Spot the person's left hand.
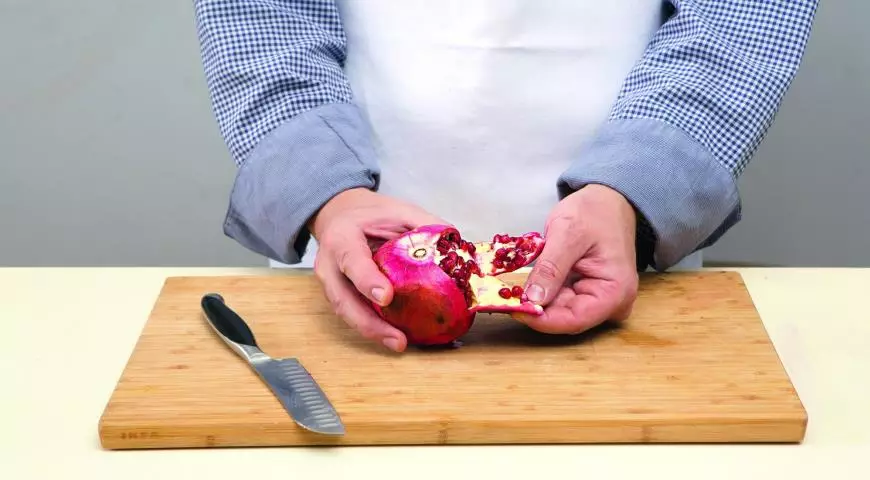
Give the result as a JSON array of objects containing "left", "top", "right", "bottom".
[{"left": 516, "top": 184, "right": 641, "bottom": 334}]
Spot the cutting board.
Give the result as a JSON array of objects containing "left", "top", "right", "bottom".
[{"left": 98, "top": 271, "right": 807, "bottom": 449}]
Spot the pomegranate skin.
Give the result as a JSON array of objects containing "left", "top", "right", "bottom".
[
  {"left": 371, "top": 225, "right": 474, "bottom": 345},
  {"left": 371, "top": 289, "right": 474, "bottom": 346},
  {"left": 370, "top": 224, "right": 546, "bottom": 347}
]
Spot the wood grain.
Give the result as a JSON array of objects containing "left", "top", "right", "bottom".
[{"left": 98, "top": 271, "right": 807, "bottom": 448}]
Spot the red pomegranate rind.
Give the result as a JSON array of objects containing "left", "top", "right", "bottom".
[
  {"left": 371, "top": 224, "right": 546, "bottom": 346},
  {"left": 371, "top": 225, "right": 475, "bottom": 345},
  {"left": 371, "top": 284, "right": 473, "bottom": 346}
]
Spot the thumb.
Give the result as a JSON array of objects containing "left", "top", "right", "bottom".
[
  {"left": 524, "top": 219, "right": 584, "bottom": 306},
  {"left": 337, "top": 232, "right": 395, "bottom": 307}
]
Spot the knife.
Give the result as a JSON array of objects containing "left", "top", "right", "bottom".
[{"left": 200, "top": 293, "right": 345, "bottom": 436}]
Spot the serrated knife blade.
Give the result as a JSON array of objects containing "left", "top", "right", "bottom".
[{"left": 200, "top": 293, "right": 345, "bottom": 436}]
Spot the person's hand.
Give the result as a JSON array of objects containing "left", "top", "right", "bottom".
[
  {"left": 517, "top": 184, "right": 640, "bottom": 334},
  {"left": 308, "top": 187, "right": 449, "bottom": 352}
]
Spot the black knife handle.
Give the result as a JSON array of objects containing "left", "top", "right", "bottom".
[{"left": 200, "top": 293, "right": 258, "bottom": 347}]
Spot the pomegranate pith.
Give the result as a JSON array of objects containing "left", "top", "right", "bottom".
[{"left": 370, "top": 224, "right": 545, "bottom": 346}]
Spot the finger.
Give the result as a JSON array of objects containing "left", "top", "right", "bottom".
[
  {"left": 362, "top": 223, "right": 425, "bottom": 252},
  {"left": 362, "top": 223, "right": 412, "bottom": 241},
  {"left": 320, "top": 258, "right": 408, "bottom": 351},
  {"left": 518, "top": 278, "right": 625, "bottom": 334},
  {"left": 550, "top": 286, "right": 577, "bottom": 307},
  {"left": 509, "top": 286, "right": 574, "bottom": 324},
  {"left": 524, "top": 217, "right": 587, "bottom": 306},
  {"left": 574, "top": 273, "right": 638, "bottom": 322},
  {"left": 335, "top": 231, "right": 395, "bottom": 307},
  {"left": 361, "top": 211, "right": 452, "bottom": 248},
  {"left": 396, "top": 206, "right": 453, "bottom": 229}
]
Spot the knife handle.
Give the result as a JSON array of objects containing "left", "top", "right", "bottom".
[{"left": 201, "top": 293, "right": 258, "bottom": 348}]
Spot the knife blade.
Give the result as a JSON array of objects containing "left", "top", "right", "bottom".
[{"left": 200, "top": 293, "right": 345, "bottom": 436}]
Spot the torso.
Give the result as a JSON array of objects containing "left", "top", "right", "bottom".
[{"left": 274, "top": 0, "right": 671, "bottom": 268}]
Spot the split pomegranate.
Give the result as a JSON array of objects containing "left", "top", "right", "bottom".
[{"left": 370, "top": 224, "right": 546, "bottom": 346}]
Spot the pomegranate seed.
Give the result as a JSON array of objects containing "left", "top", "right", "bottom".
[
  {"left": 498, "top": 288, "right": 512, "bottom": 299},
  {"left": 439, "top": 258, "right": 455, "bottom": 271},
  {"left": 511, "top": 286, "right": 523, "bottom": 297}
]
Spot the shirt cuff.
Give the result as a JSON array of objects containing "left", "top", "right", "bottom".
[
  {"left": 223, "top": 103, "right": 380, "bottom": 264},
  {"left": 557, "top": 118, "right": 741, "bottom": 271}
]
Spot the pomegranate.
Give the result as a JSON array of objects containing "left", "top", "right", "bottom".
[{"left": 370, "top": 224, "right": 546, "bottom": 346}]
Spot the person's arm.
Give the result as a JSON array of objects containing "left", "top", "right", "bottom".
[
  {"left": 557, "top": 0, "right": 819, "bottom": 271},
  {"left": 194, "top": 0, "right": 377, "bottom": 264}
]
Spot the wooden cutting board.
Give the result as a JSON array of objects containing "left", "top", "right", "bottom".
[{"left": 98, "top": 271, "right": 807, "bottom": 449}]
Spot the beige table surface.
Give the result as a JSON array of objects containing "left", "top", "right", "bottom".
[{"left": 3, "top": 267, "right": 869, "bottom": 479}]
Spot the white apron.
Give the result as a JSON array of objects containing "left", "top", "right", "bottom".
[{"left": 269, "top": 0, "right": 703, "bottom": 271}]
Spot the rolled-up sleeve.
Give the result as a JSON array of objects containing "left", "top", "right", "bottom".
[
  {"left": 194, "top": 0, "right": 378, "bottom": 264},
  {"left": 558, "top": 0, "right": 819, "bottom": 270}
]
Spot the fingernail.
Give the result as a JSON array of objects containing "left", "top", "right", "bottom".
[
  {"left": 371, "top": 287, "right": 386, "bottom": 305},
  {"left": 526, "top": 284, "right": 544, "bottom": 303},
  {"left": 382, "top": 337, "right": 401, "bottom": 351}
]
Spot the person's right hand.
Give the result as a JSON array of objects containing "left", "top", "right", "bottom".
[{"left": 308, "top": 187, "right": 449, "bottom": 353}]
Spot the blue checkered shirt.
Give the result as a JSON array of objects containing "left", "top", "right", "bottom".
[{"left": 193, "top": 0, "right": 818, "bottom": 270}]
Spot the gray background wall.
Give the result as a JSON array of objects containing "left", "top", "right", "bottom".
[{"left": 1, "top": 1, "right": 867, "bottom": 267}]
